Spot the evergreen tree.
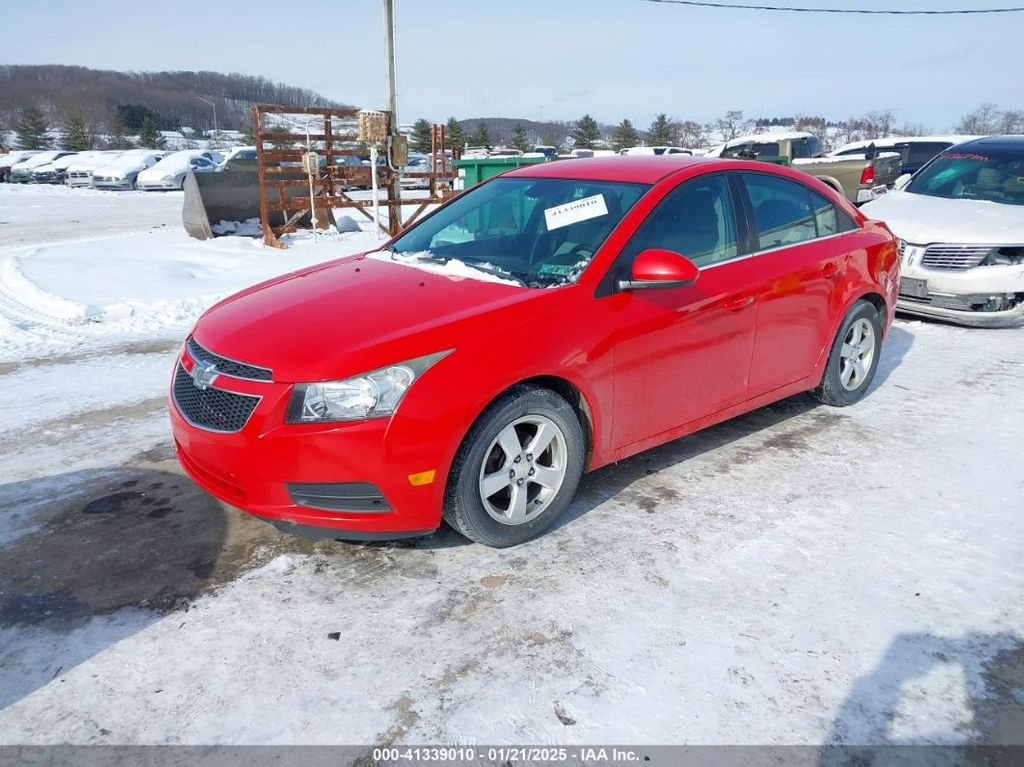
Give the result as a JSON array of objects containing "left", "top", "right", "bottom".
[
  {"left": 468, "top": 122, "right": 490, "bottom": 149},
  {"left": 61, "top": 112, "right": 92, "bottom": 151},
  {"left": 611, "top": 119, "right": 639, "bottom": 151},
  {"left": 510, "top": 122, "right": 530, "bottom": 152},
  {"left": 138, "top": 117, "right": 166, "bottom": 149},
  {"left": 15, "top": 106, "right": 50, "bottom": 149},
  {"left": 410, "top": 118, "right": 433, "bottom": 153},
  {"left": 647, "top": 113, "right": 675, "bottom": 146},
  {"left": 241, "top": 121, "right": 254, "bottom": 145},
  {"left": 445, "top": 116, "right": 464, "bottom": 150},
  {"left": 107, "top": 115, "right": 135, "bottom": 150},
  {"left": 570, "top": 114, "right": 600, "bottom": 149}
]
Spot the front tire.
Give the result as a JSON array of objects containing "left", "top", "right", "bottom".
[
  {"left": 444, "top": 385, "right": 584, "bottom": 547},
  {"left": 815, "top": 299, "right": 883, "bottom": 406}
]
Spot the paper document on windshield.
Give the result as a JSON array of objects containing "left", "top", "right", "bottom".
[{"left": 544, "top": 194, "right": 608, "bottom": 231}]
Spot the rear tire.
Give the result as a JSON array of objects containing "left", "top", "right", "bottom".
[
  {"left": 815, "top": 299, "right": 882, "bottom": 406},
  {"left": 443, "top": 385, "right": 584, "bottom": 547}
]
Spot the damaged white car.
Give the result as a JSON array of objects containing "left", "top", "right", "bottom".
[{"left": 862, "top": 136, "right": 1024, "bottom": 327}]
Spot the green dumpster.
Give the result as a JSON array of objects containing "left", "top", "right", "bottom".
[{"left": 455, "top": 156, "right": 548, "bottom": 190}]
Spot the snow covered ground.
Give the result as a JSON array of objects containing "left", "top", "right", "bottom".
[{"left": 0, "top": 185, "right": 1021, "bottom": 750}]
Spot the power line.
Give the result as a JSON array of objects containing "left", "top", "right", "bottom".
[{"left": 640, "top": 0, "right": 1024, "bottom": 14}]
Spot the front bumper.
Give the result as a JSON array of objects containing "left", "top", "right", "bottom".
[
  {"left": 137, "top": 179, "right": 181, "bottom": 190},
  {"left": 92, "top": 178, "right": 134, "bottom": 190},
  {"left": 169, "top": 347, "right": 445, "bottom": 540},
  {"left": 897, "top": 253, "right": 1024, "bottom": 327},
  {"left": 897, "top": 298, "right": 1024, "bottom": 327}
]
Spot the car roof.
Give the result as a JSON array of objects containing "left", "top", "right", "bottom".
[
  {"left": 953, "top": 135, "right": 1024, "bottom": 151},
  {"left": 504, "top": 155, "right": 719, "bottom": 184}
]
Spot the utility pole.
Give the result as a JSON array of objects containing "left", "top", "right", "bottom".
[
  {"left": 194, "top": 96, "right": 217, "bottom": 137},
  {"left": 383, "top": 0, "right": 402, "bottom": 229}
]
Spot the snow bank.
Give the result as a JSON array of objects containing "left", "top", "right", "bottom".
[{"left": 0, "top": 228, "right": 381, "bottom": 362}]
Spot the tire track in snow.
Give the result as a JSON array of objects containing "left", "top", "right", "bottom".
[{"left": 0, "top": 252, "right": 89, "bottom": 344}]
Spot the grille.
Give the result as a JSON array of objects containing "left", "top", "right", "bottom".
[
  {"left": 187, "top": 336, "right": 273, "bottom": 381},
  {"left": 921, "top": 244, "right": 992, "bottom": 270},
  {"left": 173, "top": 364, "right": 260, "bottom": 432}
]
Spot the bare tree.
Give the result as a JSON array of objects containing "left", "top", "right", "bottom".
[
  {"left": 710, "top": 110, "right": 752, "bottom": 142},
  {"left": 675, "top": 119, "right": 708, "bottom": 148},
  {"left": 956, "top": 103, "right": 1003, "bottom": 134},
  {"left": 998, "top": 109, "right": 1024, "bottom": 134},
  {"left": 858, "top": 110, "right": 895, "bottom": 140}
]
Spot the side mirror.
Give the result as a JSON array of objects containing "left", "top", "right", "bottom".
[
  {"left": 894, "top": 173, "right": 912, "bottom": 191},
  {"left": 618, "top": 248, "right": 699, "bottom": 291}
]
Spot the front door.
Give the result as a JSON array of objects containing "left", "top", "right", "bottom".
[{"left": 604, "top": 173, "right": 758, "bottom": 450}]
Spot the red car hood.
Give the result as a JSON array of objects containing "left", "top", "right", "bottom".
[{"left": 192, "top": 253, "right": 543, "bottom": 382}]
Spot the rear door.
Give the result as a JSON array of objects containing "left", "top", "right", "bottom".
[
  {"left": 737, "top": 172, "right": 856, "bottom": 397},
  {"left": 603, "top": 173, "right": 759, "bottom": 449}
]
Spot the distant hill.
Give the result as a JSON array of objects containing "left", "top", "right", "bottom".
[
  {"left": 0, "top": 65, "right": 351, "bottom": 135},
  {"left": 456, "top": 117, "right": 591, "bottom": 147}
]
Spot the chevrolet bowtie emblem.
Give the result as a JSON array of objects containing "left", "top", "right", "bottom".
[{"left": 191, "top": 361, "right": 219, "bottom": 390}]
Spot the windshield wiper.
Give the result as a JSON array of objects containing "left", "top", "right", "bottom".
[
  {"left": 383, "top": 249, "right": 528, "bottom": 286},
  {"left": 458, "top": 259, "right": 529, "bottom": 286}
]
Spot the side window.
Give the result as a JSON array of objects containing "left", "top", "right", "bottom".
[
  {"left": 628, "top": 174, "right": 738, "bottom": 268},
  {"left": 809, "top": 189, "right": 860, "bottom": 235},
  {"left": 809, "top": 190, "right": 839, "bottom": 235},
  {"left": 742, "top": 173, "right": 817, "bottom": 249},
  {"left": 907, "top": 142, "right": 949, "bottom": 166},
  {"left": 792, "top": 138, "right": 811, "bottom": 159}
]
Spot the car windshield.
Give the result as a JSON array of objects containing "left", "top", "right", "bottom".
[
  {"left": 384, "top": 176, "right": 649, "bottom": 288},
  {"left": 906, "top": 148, "right": 1024, "bottom": 205}
]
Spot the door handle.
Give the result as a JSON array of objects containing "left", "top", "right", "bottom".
[{"left": 721, "top": 294, "right": 755, "bottom": 311}]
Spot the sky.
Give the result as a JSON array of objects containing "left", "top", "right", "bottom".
[{"left": 2, "top": 0, "right": 1020, "bottom": 130}]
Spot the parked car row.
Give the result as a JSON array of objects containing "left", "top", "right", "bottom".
[{"left": 0, "top": 148, "right": 224, "bottom": 190}]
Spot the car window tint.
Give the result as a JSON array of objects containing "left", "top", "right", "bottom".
[
  {"left": 792, "top": 136, "right": 820, "bottom": 159},
  {"left": 742, "top": 173, "right": 817, "bottom": 249},
  {"left": 906, "top": 142, "right": 949, "bottom": 165},
  {"left": 808, "top": 190, "right": 839, "bottom": 235},
  {"left": 629, "top": 174, "right": 738, "bottom": 268},
  {"left": 724, "top": 142, "right": 781, "bottom": 159}
]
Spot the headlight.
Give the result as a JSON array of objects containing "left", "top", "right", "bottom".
[
  {"left": 163, "top": 174, "right": 177, "bottom": 181},
  {"left": 286, "top": 350, "right": 450, "bottom": 423},
  {"left": 982, "top": 247, "right": 1024, "bottom": 267}
]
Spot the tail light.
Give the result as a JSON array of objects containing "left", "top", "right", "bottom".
[{"left": 860, "top": 165, "right": 875, "bottom": 186}]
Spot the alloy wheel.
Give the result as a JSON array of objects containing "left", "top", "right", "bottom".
[
  {"left": 478, "top": 415, "right": 567, "bottom": 525},
  {"left": 839, "top": 317, "right": 876, "bottom": 391}
]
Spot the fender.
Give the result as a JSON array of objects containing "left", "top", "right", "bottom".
[{"left": 814, "top": 174, "right": 845, "bottom": 198}]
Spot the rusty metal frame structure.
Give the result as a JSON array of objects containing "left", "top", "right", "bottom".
[{"left": 252, "top": 104, "right": 460, "bottom": 249}]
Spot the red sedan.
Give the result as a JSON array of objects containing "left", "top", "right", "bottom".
[{"left": 170, "top": 156, "right": 898, "bottom": 547}]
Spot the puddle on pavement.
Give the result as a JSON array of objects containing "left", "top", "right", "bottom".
[{"left": 0, "top": 458, "right": 285, "bottom": 630}]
